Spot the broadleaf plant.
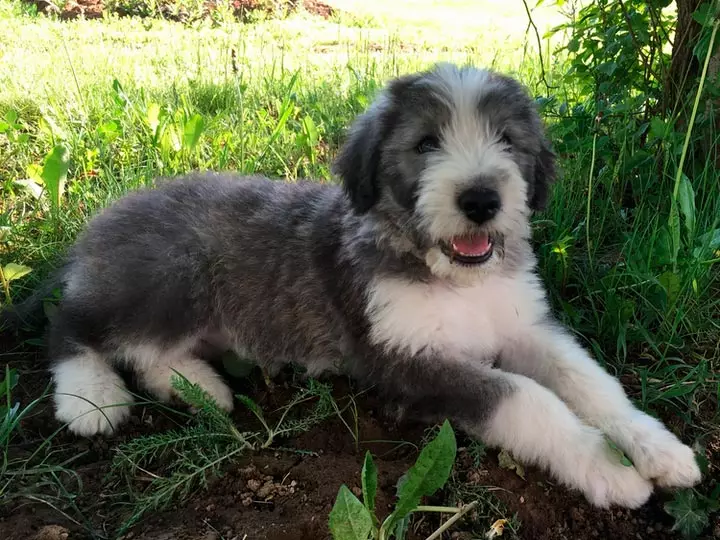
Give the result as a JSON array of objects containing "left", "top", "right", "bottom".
[
  {"left": 665, "top": 488, "right": 720, "bottom": 539},
  {"left": 361, "top": 450, "right": 378, "bottom": 528},
  {"left": 330, "top": 420, "right": 478, "bottom": 540},
  {"left": 329, "top": 485, "right": 373, "bottom": 540}
]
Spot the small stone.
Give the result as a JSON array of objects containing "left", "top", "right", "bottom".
[
  {"left": 241, "top": 495, "right": 253, "bottom": 507},
  {"left": 205, "top": 504, "right": 215, "bottom": 512},
  {"left": 247, "top": 478, "right": 262, "bottom": 492},
  {"left": 34, "top": 526, "right": 70, "bottom": 540},
  {"left": 519, "top": 496, "right": 525, "bottom": 504},
  {"left": 352, "top": 486, "right": 362, "bottom": 497},
  {"left": 256, "top": 481, "right": 275, "bottom": 499}
]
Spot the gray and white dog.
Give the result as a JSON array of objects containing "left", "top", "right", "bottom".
[{"left": 12, "top": 63, "right": 701, "bottom": 507}]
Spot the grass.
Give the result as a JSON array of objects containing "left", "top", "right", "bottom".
[
  {"left": 0, "top": 0, "right": 559, "bottom": 272},
  {"left": 0, "top": 0, "right": 719, "bottom": 536}
]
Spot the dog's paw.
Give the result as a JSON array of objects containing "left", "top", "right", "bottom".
[
  {"left": 198, "top": 378, "right": 234, "bottom": 412},
  {"left": 579, "top": 437, "right": 654, "bottom": 509},
  {"left": 171, "top": 369, "right": 235, "bottom": 412},
  {"left": 142, "top": 357, "right": 235, "bottom": 413},
  {"left": 620, "top": 414, "right": 701, "bottom": 488},
  {"left": 54, "top": 383, "right": 133, "bottom": 437}
]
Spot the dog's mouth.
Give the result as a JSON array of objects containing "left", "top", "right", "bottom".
[{"left": 440, "top": 232, "right": 494, "bottom": 265}]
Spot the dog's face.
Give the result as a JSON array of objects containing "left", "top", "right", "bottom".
[{"left": 333, "top": 63, "right": 556, "bottom": 283}]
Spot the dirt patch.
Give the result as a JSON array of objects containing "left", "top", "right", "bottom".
[
  {"left": 24, "top": 0, "right": 104, "bottom": 18},
  {"left": 301, "top": 0, "right": 333, "bottom": 19},
  {"left": 23, "top": 0, "right": 335, "bottom": 21},
  {"left": 1, "top": 343, "right": 713, "bottom": 540}
]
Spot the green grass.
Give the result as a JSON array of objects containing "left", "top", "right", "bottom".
[
  {"left": 1, "top": 0, "right": 719, "bottom": 536},
  {"left": 0, "top": 0, "right": 563, "bottom": 273}
]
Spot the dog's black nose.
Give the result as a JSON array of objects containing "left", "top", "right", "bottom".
[{"left": 457, "top": 188, "right": 501, "bottom": 225}]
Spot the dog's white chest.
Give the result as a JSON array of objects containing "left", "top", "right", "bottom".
[{"left": 365, "top": 273, "right": 547, "bottom": 361}]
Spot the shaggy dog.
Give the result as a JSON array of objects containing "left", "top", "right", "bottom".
[{"left": 4, "top": 63, "right": 700, "bottom": 508}]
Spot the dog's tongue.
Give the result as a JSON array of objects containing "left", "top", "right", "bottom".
[{"left": 451, "top": 233, "right": 491, "bottom": 256}]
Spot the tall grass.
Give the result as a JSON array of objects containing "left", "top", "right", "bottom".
[{"left": 0, "top": 1, "right": 555, "bottom": 272}]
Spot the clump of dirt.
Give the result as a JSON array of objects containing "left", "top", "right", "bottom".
[
  {"left": 236, "top": 463, "right": 299, "bottom": 506},
  {"left": 33, "top": 525, "right": 70, "bottom": 540}
]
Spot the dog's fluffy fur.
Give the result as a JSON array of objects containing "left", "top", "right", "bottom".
[{"left": 7, "top": 63, "right": 700, "bottom": 507}]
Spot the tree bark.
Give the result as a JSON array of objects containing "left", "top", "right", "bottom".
[
  {"left": 665, "top": 0, "right": 704, "bottom": 114},
  {"left": 666, "top": 0, "right": 720, "bottom": 167}
]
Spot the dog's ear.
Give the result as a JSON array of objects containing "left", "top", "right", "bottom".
[
  {"left": 528, "top": 137, "right": 557, "bottom": 211},
  {"left": 332, "top": 106, "right": 388, "bottom": 214},
  {"left": 333, "top": 74, "right": 421, "bottom": 214}
]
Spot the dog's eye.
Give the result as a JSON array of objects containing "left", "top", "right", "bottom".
[
  {"left": 500, "top": 133, "right": 513, "bottom": 149},
  {"left": 416, "top": 136, "right": 440, "bottom": 154}
]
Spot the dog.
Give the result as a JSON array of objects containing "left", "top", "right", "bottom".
[{"left": 4, "top": 63, "right": 701, "bottom": 508}]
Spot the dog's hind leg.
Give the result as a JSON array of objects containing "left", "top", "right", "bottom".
[
  {"left": 125, "top": 343, "right": 234, "bottom": 412},
  {"left": 497, "top": 321, "right": 702, "bottom": 490},
  {"left": 51, "top": 344, "right": 134, "bottom": 437},
  {"left": 386, "top": 361, "right": 653, "bottom": 509}
]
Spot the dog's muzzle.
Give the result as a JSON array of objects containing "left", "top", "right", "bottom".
[{"left": 439, "top": 187, "right": 500, "bottom": 265}]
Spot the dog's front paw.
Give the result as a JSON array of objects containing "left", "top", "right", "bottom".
[
  {"left": 621, "top": 414, "right": 701, "bottom": 488},
  {"left": 54, "top": 384, "right": 133, "bottom": 437},
  {"left": 579, "top": 437, "right": 653, "bottom": 509},
  {"left": 201, "top": 378, "right": 235, "bottom": 412},
  {"left": 173, "top": 371, "right": 235, "bottom": 412}
]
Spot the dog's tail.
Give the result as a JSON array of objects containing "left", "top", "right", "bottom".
[{"left": 0, "top": 270, "right": 63, "bottom": 333}]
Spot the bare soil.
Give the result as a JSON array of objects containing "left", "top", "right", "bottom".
[{"left": 1, "top": 331, "right": 715, "bottom": 540}]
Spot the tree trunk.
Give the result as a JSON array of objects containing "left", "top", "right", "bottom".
[
  {"left": 709, "top": 50, "right": 720, "bottom": 168},
  {"left": 666, "top": 0, "right": 720, "bottom": 167},
  {"left": 664, "top": 0, "right": 704, "bottom": 114}
]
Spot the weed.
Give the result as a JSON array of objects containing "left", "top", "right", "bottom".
[
  {"left": 665, "top": 488, "right": 720, "bottom": 540},
  {"left": 466, "top": 440, "right": 488, "bottom": 469},
  {"left": 443, "top": 471, "right": 521, "bottom": 540},
  {"left": 330, "top": 421, "right": 490, "bottom": 540},
  {"left": 0, "top": 365, "right": 21, "bottom": 451},
  {"left": 0, "top": 367, "right": 94, "bottom": 533},
  {"left": 0, "top": 262, "right": 32, "bottom": 306},
  {"left": 109, "top": 374, "right": 340, "bottom": 534}
]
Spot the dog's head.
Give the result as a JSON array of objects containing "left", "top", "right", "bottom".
[{"left": 333, "top": 63, "right": 556, "bottom": 283}]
